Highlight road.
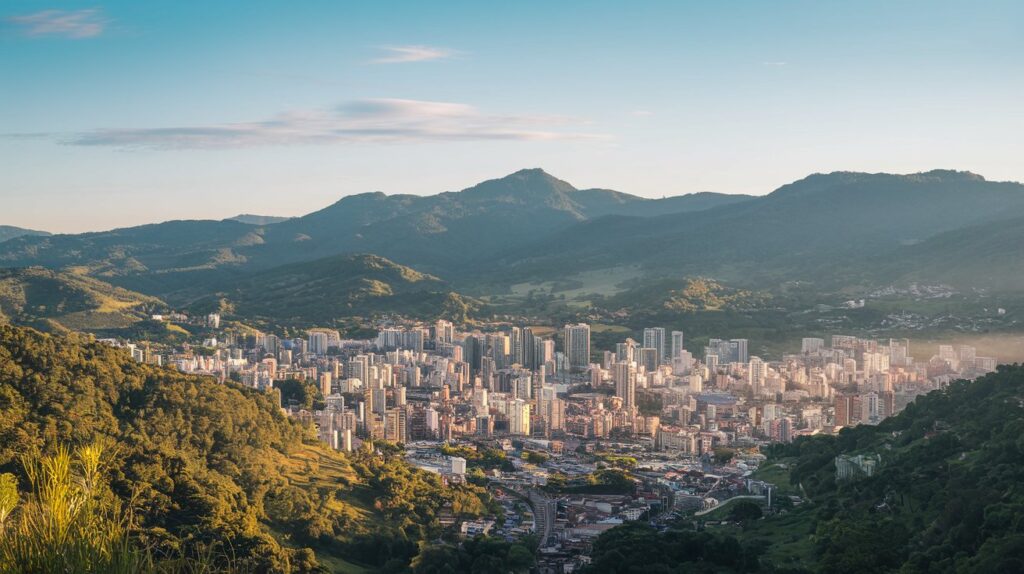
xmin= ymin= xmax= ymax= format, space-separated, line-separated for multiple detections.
xmin=528 ymin=489 xmax=556 ymax=546
xmin=693 ymin=495 xmax=766 ymax=517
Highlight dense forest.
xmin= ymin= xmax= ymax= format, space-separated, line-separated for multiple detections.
xmin=0 ymin=325 xmax=512 ymax=573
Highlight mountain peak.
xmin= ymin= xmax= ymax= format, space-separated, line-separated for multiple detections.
xmin=510 ymin=167 xmax=549 ymax=176
xmin=459 ymin=168 xmax=578 ymax=202
xmin=227 ymin=214 xmax=291 ymax=226
xmin=913 ymin=169 xmax=986 ymax=182
xmin=491 ymin=168 xmax=572 ymax=188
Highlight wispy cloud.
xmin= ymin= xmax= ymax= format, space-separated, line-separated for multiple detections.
xmin=763 ymin=61 xmax=787 ymax=67
xmin=67 ymin=99 xmax=607 ymax=150
xmin=371 ymin=45 xmax=456 ymax=64
xmin=6 ymin=9 xmax=107 ymax=38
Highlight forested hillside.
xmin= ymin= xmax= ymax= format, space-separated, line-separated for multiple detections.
xmin=0 ymin=325 xmax=498 ymax=572
xmin=198 ymin=253 xmax=481 ymax=326
xmin=0 ymin=267 xmax=162 ymax=332
xmin=586 ymin=365 xmax=1024 ymax=573
xmin=767 ymin=364 xmax=1024 ymax=573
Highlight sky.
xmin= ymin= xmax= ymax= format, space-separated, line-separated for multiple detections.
xmin=2 ymin=0 xmax=1022 ymax=233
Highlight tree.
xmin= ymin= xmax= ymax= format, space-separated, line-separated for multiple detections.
xmin=728 ymin=500 xmax=763 ymax=523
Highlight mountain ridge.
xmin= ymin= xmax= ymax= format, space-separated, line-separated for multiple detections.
xmin=1 ymin=168 xmax=1022 ymax=303
xmin=0 ymin=225 xmax=50 ymax=244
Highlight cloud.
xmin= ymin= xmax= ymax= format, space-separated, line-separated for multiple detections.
xmin=67 ymin=98 xmax=607 ymax=150
xmin=762 ymin=61 xmax=787 ymax=67
xmin=371 ymin=45 xmax=456 ymax=64
xmin=6 ymin=9 xmax=107 ymax=38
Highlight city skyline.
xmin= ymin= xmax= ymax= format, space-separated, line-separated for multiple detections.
xmin=3 ymin=3 xmax=1023 ymax=571
xmin=4 ymin=0 xmax=1023 ymax=232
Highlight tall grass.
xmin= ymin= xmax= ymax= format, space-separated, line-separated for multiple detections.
xmin=0 ymin=444 xmax=237 ymax=574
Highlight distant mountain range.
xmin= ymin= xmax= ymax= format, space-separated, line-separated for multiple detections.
xmin=492 ymin=169 xmax=1024 ymax=289
xmin=0 ymin=225 xmax=49 ymax=244
xmin=227 ymin=213 xmax=292 ymax=225
xmin=1 ymin=168 xmax=1023 ymax=326
xmin=0 ymin=169 xmax=748 ymax=297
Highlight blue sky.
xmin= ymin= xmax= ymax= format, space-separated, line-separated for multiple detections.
xmin=2 ymin=0 xmax=1022 ymax=232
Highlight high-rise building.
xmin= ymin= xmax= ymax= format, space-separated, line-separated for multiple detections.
xmin=563 ymin=323 xmax=591 ymax=370
xmin=535 ymin=337 xmax=555 ymax=370
xmin=835 ymin=394 xmax=862 ymax=427
xmin=384 ymin=408 xmax=408 ymax=443
xmin=510 ymin=327 xmax=524 ymax=366
xmin=435 ymin=320 xmax=454 ymax=345
xmin=490 ymin=333 xmax=511 ymax=370
xmin=671 ymin=331 xmax=685 ymax=360
xmin=463 ymin=335 xmax=483 ymax=372
xmin=509 ymin=399 xmax=531 ymax=436
xmin=613 ymin=362 xmax=636 ymax=410
xmin=638 ymin=347 xmax=659 ymax=373
xmin=734 ymin=339 xmax=749 ymax=364
xmin=801 ymin=338 xmax=825 ymax=354
xmin=308 ymin=331 xmax=330 ymax=355
xmin=522 ymin=327 xmax=537 ymax=369
xmin=643 ymin=327 xmax=667 ymax=363
xmin=748 ymin=356 xmax=768 ymax=393
xmin=705 ymin=338 xmax=749 ymax=365
xmin=889 ymin=338 xmax=911 ymax=367
xmin=616 ymin=339 xmax=637 ymax=363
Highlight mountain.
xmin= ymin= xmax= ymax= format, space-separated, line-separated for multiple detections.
xmin=0 ymin=219 xmax=259 ymax=282
xmin=255 ymin=168 xmax=749 ymax=273
xmin=871 ymin=214 xmax=1024 ymax=291
xmin=2 ymin=168 xmax=1023 ymax=305
xmin=0 ymin=225 xmax=49 ymax=244
xmin=192 ymin=253 xmax=480 ymax=325
xmin=586 ymin=365 xmax=1024 ymax=573
xmin=0 ymin=169 xmax=749 ymax=300
xmin=0 ymin=325 xmax=499 ymax=572
xmin=0 ymin=267 xmax=162 ymax=332
xmin=493 ymin=170 xmax=1024 ymax=288
xmin=228 ymin=213 xmax=292 ymax=225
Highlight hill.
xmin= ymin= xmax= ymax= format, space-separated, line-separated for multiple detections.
xmin=193 ymin=253 xmax=481 ymax=326
xmin=0 ymin=267 xmax=162 ymax=333
xmin=0 ymin=220 xmax=260 ymax=297
xmin=586 ymin=365 xmax=1024 ymax=573
xmin=228 ymin=213 xmax=292 ymax=225
xmin=767 ymin=364 xmax=1024 ymax=572
xmin=0 ymin=325 xmax=499 ymax=572
xmin=869 ymin=214 xmax=1024 ymax=291
xmin=0 ymin=225 xmax=49 ymax=244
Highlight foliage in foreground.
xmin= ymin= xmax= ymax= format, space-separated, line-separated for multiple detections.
xmin=0 ymin=325 xmax=496 ymax=572
xmin=582 ymin=522 xmax=766 ymax=573
xmin=0 ymin=444 xmax=241 ymax=574
xmin=411 ymin=536 xmax=535 ymax=574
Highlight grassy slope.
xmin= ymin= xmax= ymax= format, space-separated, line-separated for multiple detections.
xmin=0 ymin=267 xmax=161 ymax=331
